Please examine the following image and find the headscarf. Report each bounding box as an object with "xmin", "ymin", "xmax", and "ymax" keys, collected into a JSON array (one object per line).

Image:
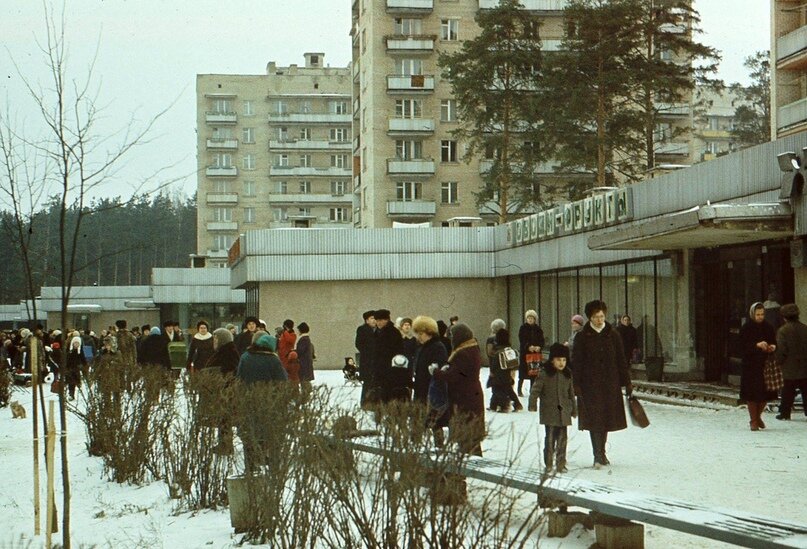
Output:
[
  {"xmin": 150, "ymin": 326, "xmax": 162, "ymax": 336},
  {"xmin": 748, "ymin": 301, "xmax": 764, "ymax": 319},
  {"xmin": 70, "ymin": 336, "xmax": 83, "ymax": 352},
  {"xmin": 255, "ymin": 334, "xmax": 277, "ymax": 352}
]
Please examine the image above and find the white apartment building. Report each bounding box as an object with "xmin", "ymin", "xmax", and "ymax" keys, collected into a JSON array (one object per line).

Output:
[
  {"xmin": 772, "ymin": 0, "xmax": 807, "ymax": 138},
  {"xmin": 196, "ymin": 53, "xmax": 352, "ymax": 266}
]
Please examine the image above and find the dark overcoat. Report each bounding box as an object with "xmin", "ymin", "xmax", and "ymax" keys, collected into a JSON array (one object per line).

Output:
[
  {"xmin": 518, "ymin": 323, "xmax": 545, "ymax": 378},
  {"xmin": 296, "ymin": 335, "xmax": 315, "ymax": 382},
  {"xmin": 739, "ymin": 319, "xmax": 778, "ymax": 401},
  {"xmin": 571, "ymin": 322, "xmax": 629, "ymax": 433},
  {"xmin": 412, "ymin": 336, "xmax": 448, "ymax": 403},
  {"xmin": 372, "ymin": 323, "xmax": 405, "ymax": 402},
  {"xmin": 776, "ymin": 320, "xmax": 807, "ymax": 380},
  {"xmin": 528, "ymin": 363, "xmax": 577, "ymax": 427},
  {"xmin": 355, "ymin": 323, "xmax": 376, "ymax": 377}
]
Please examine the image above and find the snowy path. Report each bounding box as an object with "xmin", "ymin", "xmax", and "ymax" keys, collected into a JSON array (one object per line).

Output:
[{"xmin": 1, "ymin": 370, "xmax": 806, "ymax": 548}]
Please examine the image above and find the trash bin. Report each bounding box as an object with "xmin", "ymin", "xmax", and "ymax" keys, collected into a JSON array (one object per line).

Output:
[
  {"xmin": 168, "ymin": 342, "xmax": 187, "ymax": 376},
  {"xmin": 645, "ymin": 357, "xmax": 664, "ymax": 382}
]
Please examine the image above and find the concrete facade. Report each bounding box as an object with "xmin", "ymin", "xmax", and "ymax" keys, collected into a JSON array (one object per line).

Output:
[{"xmin": 772, "ymin": 0, "xmax": 807, "ymax": 138}]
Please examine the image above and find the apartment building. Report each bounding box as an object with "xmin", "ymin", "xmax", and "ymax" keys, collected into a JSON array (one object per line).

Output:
[
  {"xmin": 772, "ymin": 0, "xmax": 807, "ymax": 138},
  {"xmin": 196, "ymin": 54, "xmax": 352, "ymax": 266}
]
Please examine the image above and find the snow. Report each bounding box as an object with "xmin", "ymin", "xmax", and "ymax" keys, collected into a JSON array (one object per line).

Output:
[{"xmin": 2, "ymin": 370, "xmax": 806, "ymax": 548}]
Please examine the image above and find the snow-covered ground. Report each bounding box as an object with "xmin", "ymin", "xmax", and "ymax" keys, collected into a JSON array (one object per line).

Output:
[{"xmin": 2, "ymin": 370, "xmax": 806, "ymax": 548}]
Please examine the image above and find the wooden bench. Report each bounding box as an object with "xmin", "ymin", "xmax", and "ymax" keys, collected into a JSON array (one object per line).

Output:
[{"xmin": 335, "ymin": 436, "xmax": 807, "ymax": 549}]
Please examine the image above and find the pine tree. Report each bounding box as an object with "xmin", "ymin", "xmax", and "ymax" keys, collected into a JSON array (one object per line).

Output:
[{"xmin": 730, "ymin": 50, "xmax": 771, "ymax": 148}]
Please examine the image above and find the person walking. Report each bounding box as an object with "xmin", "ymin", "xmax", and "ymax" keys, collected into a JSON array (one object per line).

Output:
[
  {"xmin": 115, "ymin": 319, "xmax": 138, "ymax": 368},
  {"xmin": 487, "ymin": 328, "xmax": 522, "ymax": 412},
  {"xmin": 740, "ymin": 302, "xmax": 778, "ymax": 431},
  {"xmin": 370, "ymin": 309, "xmax": 404, "ymax": 404},
  {"xmin": 355, "ymin": 310, "xmax": 376, "ymax": 407},
  {"xmin": 235, "ymin": 316, "xmax": 260, "ymax": 356},
  {"xmin": 518, "ymin": 309, "xmax": 545, "ymax": 396},
  {"xmin": 411, "ymin": 315, "xmax": 449, "ymax": 404},
  {"xmin": 528, "ymin": 343, "xmax": 577, "ymax": 473},
  {"xmin": 65, "ymin": 335, "xmax": 87, "ymax": 400},
  {"xmin": 187, "ymin": 320, "xmax": 215, "ymax": 373},
  {"xmin": 139, "ymin": 327, "xmax": 172, "ymax": 370},
  {"xmin": 571, "ymin": 300, "xmax": 632, "ymax": 468},
  {"xmin": 775, "ymin": 303, "xmax": 807, "ymax": 420},
  {"xmin": 616, "ymin": 315, "xmax": 639, "ymax": 365}
]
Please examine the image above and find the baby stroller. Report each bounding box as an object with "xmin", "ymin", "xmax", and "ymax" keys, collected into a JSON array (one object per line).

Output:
[{"xmin": 343, "ymin": 357, "xmax": 361, "ymax": 385}]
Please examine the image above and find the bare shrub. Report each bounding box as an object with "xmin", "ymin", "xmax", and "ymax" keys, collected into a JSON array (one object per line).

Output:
[{"xmin": 0, "ymin": 366, "xmax": 12, "ymax": 408}]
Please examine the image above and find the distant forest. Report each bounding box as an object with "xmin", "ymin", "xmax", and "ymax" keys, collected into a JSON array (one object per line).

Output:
[{"xmin": 0, "ymin": 193, "xmax": 197, "ymax": 304}]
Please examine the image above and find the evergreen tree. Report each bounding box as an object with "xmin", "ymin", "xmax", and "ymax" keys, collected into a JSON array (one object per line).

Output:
[{"xmin": 730, "ymin": 50, "xmax": 771, "ymax": 148}]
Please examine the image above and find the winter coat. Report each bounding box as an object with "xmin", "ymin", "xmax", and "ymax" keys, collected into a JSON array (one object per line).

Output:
[
  {"xmin": 355, "ymin": 323, "xmax": 376, "ymax": 376},
  {"xmin": 116, "ymin": 329, "xmax": 138, "ymax": 367},
  {"xmin": 203, "ymin": 341, "xmax": 240, "ymax": 375},
  {"xmin": 571, "ymin": 322, "xmax": 629, "ymax": 433},
  {"xmin": 295, "ymin": 334, "xmax": 315, "ymax": 382},
  {"xmin": 486, "ymin": 342, "xmax": 515, "ymax": 389},
  {"xmin": 412, "ymin": 336, "xmax": 448, "ymax": 403},
  {"xmin": 739, "ymin": 319, "xmax": 778, "ymax": 401},
  {"xmin": 371, "ymin": 323, "xmax": 406, "ymax": 402},
  {"xmin": 518, "ymin": 323, "xmax": 545, "ymax": 378},
  {"xmin": 234, "ymin": 329, "xmax": 256, "ymax": 357},
  {"xmin": 278, "ymin": 330, "xmax": 297, "ymax": 368},
  {"xmin": 615, "ymin": 324, "xmax": 638, "ymax": 364},
  {"xmin": 433, "ymin": 338, "xmax": 485, "ymax": 453},
  {"xmin": 236, "ymin": 348, "xmax": 288, "ymax": 385},
  {"xmin": 187, "ymin": 332, "xmax": 214, "ymax": 371},
  {"xmin": 528, "ymin": 363, "xmax": 577, "ymax": 427},
  {"xmin": 402, "ymin": 335, "xmax": 418, "ymax": 364},
  {"xmin": 776, "ymin": 319, "xmax": 807, "ymax": 380},
  {"xmin": 139, "ymin": 333, "xmax": 171, "ymax": 370},
  {"xmin": 65, "ymin": 349, "xmax": 86, "ymax": 386}
]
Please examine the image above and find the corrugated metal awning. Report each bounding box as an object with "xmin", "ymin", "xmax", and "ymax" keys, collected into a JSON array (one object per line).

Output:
[{"xmin": 588, "ymin": 203, "xmax": 793, "ymax": 251}]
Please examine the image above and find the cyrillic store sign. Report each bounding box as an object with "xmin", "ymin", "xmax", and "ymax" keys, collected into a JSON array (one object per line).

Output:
[{"xmin": 506, "ymin": 187, "xmax": 634, "ymax": 246}]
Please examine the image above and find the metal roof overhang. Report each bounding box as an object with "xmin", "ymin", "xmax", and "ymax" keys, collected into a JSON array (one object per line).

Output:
[
  {"xmin": 588, "ymin": 203, "xmax": 794, "ymax": 251},
  {"xmin": 66, "ymin": 304, "xmax": 102, "ymax": 313}
]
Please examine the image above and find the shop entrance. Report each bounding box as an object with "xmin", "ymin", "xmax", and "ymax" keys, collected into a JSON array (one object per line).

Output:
[{"xmin": 694, "ymin": 243, "xmax": 793, "ymax": 382}]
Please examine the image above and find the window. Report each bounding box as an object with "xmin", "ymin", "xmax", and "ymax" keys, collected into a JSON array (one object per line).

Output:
[
  {"xmin": 244, "ymin": 207, "xmax": 256, "ymax": 223},
  {"xmin": 273, "ymin": 208, "xmax": 288, "ymax": 221},
  {"xmin": 441, "ymin": 19, "xmax": 459, "ymax": 41},
  {"xmin": 214, "ymin": 207, "xmax": 232, "ymax": 222},
  {"xmin": 440, "ymin": 99, "xmax": 456, "ymax": 122},
  {"xmin": 212, "ymin": 181, "xmax": 229, "ymax": 193},
  {"xmin": 243, "ymin": 181, "xmax": 256, "ymax": 196},
  {"xmin": 242, "ymin": 127, "xmax": 255, "ymax": 143},
  {"xmin": 332, "ymin": 101, "xmax": 349, "ymax": 114},
  {"xmin": 708, "ymin": 116, "xmax": 720, "ymax": 130},
  {"xmin": 441, "ymin": 181, "xmax": 458, "ymax": 204},
  {"xmin": 300, "ymin": 127, "xmax": 312, "ymax": 140},
  {"xmin": 299, "ymin": 154, "xmax": 312, "ymax": 168},
  {"xmin": 310, "ymin": 54, "xmax": 319, "ymax": 65},
  {"xmin": 212, "ymin": 127, "xmax": 233, "ymax": 139},
  {"xmin": 331, "ymin": 180, "xmax": 347, "ymax": 195},
  {"xmin": 277, "ymin": 154, "xmax": 289, "ymax": 167},
  {"xmin": 394, "ymin": 17, "xmax": 422, "ymax": 35},
  {"xmin": 243, "ymin": 100, "xmax": 254, "ymax": 116},
  {"xmin": 330, "ymin": 128, "xmax": 349, "ymax": 142},
  {"xmin": 242, "ymin": 154, "xmax": 255, "ymax": 170},
  {"xmin": 659, "ymin": 49, "xmax": 673, "ymax": 61},
  {"xmin": 396, "ymin": 99, "xmax": 422, "ymax": 118},
  {"xmin": 396, "ymin": 140, "xmax": 422, "ymax": 160},
  {"xmin": 524, "ymin": 19, "xmax": 540, "ymax": 39},
  {"xmin": 213, "ymin": 99, "xmax": 231, "ymax": 113},
  {"xmin": 706, "ymin": 141, "xmax": 719, "ymax": 154},
  {"xmin": 213, "ymin": 153, "xmax": 232, "ymax": 167},
  {"xmin": 522, "ymin": 140, "xmax": 540, "ymax": 159},
  {"xmin": 298, "ymin": 207, "xmax": 311, "ymax": 216},
  {"xmin": 276, "ymin": 100, "xmax": 288, "ymax": 114},
  {"xmin": 396, "ymin": 181, "xmax": 422, "ymax": 201},
  {"xmin": 299, "ymin": 100, "xmax": 312, "ymax": 114},
  {"xmin": 395, "ymin": 58, "xmax": 423, "ymax": 76},
  {"xmin": 329, "ymin": 207, "xmax": 348, "ymax": 222},
  {"xmin": 276, "ymin": 181, "xmax": 288, "ymax": 194},
  {"xmin": 441, "ymin": 140, "xmax": 458, "ymax": 162},
  {"xmin": 654, "ymin": 122, "xmax": 672, "ymax": 142},
  {"xmin": 213, "ymin": 234, "xmax": 235, "ymax": 251},
  {"xmin": 278, "ymin": 126, "xmax": 289, "ymax": 141},
  {"xmin": 331, "ymin": 154, "xmax": 348, "ymax": 168},
  {"xmin": 299, "ymin": 180, "xmax": 311, "ymax": 193}
]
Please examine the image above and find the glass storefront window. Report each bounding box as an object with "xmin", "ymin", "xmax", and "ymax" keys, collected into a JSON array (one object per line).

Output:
[
  {"xmin": 539, "ymin": 272, "xmax": 557, "ymax": 343},
  {"xmin": 602, "ymin": 263, "xmax": 627, "ymax": 326},
  {"xmin": 628, "ymin": 260, "xmax": 658, "ymax": 361},
  {"xmin": 557, "ymin": 269, "xmax": 577, "ymax": 346},
  {"xmin": 656, "ymin": 258, "xmax": 676, "ymax": 363}
]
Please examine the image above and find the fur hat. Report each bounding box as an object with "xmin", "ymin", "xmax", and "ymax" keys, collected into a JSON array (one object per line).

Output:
[
  {"xmin": 19, "ymin": 328, "xmax": 31, "ymax": 340},
  {"xmin": 450, "ymin": 323, "xmax": 474, "ymax": 349},
  {"xmin": 375, "ymin": 309, "xmax": 391, "ymax": 321},
  {"xmin": 781, "ymin": 303, "xmax": 800, "ymax": 320},
  {"xmin": 115, "ymin": 320, "xmax": 127, "ymax": 329},
  {"xmin": 524, "ymin": 309, "xmax": 538, "ymax": 321},
  {"xmin": 548, "ymin": 343, "xmax": 570, "ymax": 361},
  {"xmin": 70, "ymin": 336, "xmax": 83, "ymax": 350},
  {"xmin": 412, "ymin": 315, "xmax": 438, "ymax": 336},
  {"xmin": 243, "ymin": 316, "xmax": 260, "ymax": 328},
  {"xmin": 51, "ymin": 329, "xmax": 62, "ymax": 337},
  {"xmin": 490, "ymin": 318, "xmax": 506, "ymax": 334},
  {"xmin": 212, "ymin": 327, "xmax": 233, "ymax": 347},
  {"xmin": 584, "ymin": 300, "xmax": 608, "ymax": 319},
  {"xmin": 571, "ymin": 314, "xmax": 585, "ymax": 326},
  {"xmin": 362, "ymin": 310, "xmax": 375, "ymax": 321}
]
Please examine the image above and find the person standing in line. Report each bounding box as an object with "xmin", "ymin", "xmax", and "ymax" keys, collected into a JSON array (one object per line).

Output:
[
  {"xmin": 566, "ymin": 314, "xmax": 585, "ymax": 355},
  {"xmin": 775, "ymin": 303, "xmax": 807, "ymax": 420},
  {"xmin": 571, "ymin": 300, "xmax": 631, "ymax": 469},
  {"xmin": 437, "ymin": 320, "xmax": 452, "ymax": 354},
  {"xmin": 412, "ymin": 315, "xmax": 449, "ymax": 405},
  {"xmin": 518, "ymin": 309, "xmax": 545, "ymax": 396},
  {"xmin": 355, "ymin": 310, "xmax": 376, "ymax": 407},
  {"xmin": 616, "ymin": 315, "xmax": 639, "ymax": 365},
  {"xmin": 528, "ymin": 343, "xmax": 577, "ymax": 473},
  {"xmin": 740, "ymin": 302, "xmax": 778, "ymax": 431},
  {"xmin": 235, "ymin": 316, "xmax": 260, "ymax": 356},
  {"xmin": 198, "ymin": 327, "xmax": 241, "ymax": 454},
  {"xmin": 295, "ymin": 322, "xmax": 315, "ymax": 387},
  {"xmin": 278, "ymin": 319, "xmax": 297, "ymax": 370},
  {"xmin": 65, "ymin": 335, "xmax": 87, "ymax": 400},
  {"xmin": 371, "ymin": 309, "xmax": 404, "ymax": 404},
  {"xmin": 400, "ymin": 317, "xmax": 418, "ymax": 366},
  {"xmin": 115, "ymin": 319, "xmax": 138, "ymax": 368},
  {"xmin": 139, "ymin": 327, "xmax": 172, "ymax": 370},
  {"xmin": 187, "ymin": 320, "xmax": 215, "ymax": 373}
]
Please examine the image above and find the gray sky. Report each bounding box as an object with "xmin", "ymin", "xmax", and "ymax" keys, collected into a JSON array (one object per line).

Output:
[{"xmin": 1, "ymin": 1, "xmax": 769, "ymax": 199}]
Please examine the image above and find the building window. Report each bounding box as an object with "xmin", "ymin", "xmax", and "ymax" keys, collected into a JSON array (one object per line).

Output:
[
  {"xmin": 396, "ymin": 181, "xmax": 422, "ymax": 201},
  {"xmin": 395, "ymin": 99, "xmax": 422, "ymax": 118},
  {"xmin": 212, "ymin": 127, "xmax": 233, "ymax": 139},
  {"xmin": 300, "ymin": 127, "xmax": 312, "ymax": 140},
  {"xmin": 441, "ymin": 19, "xmax": 459, "ymax": 41},
  {"xmin": 300, "ymin": 100, "xmax": 312, "ymax": 114},
  {"xmin": 244, "ymin": 207, "xmax": 256, "ymax": 223},
  {"xmin": 440, "ymin": 99, "xmax": 456, "ymax": 122},
  {"xmin": 213, "ymin": 234, "xmax": 235, "ymax": 251},
  {"xmin": 329, "ymin": 207, "xmax": 348, "ymax": 222},
  {"xmin": 394, "ymin": 17, "xmax": 422, "ymax": 35},
  {"xmin": 213, "ymin": 180, "xmax": 230, "ymax": 193},
  {"xmin": 299, "ymin": 180, "xmax": 311, "ymax": 194},
  {"xmin": 242, "ymin": 154, "xmax": 256, "ymax": 170},
  {"xmin": 441, "ymin": 181, "xmax": 458, "ymax": 204},
  {"xmin": 213, "ymin": 153, "xmax": 232, "ymax": 167},
  {"xmin": 331, "ymin": 154, "xmax": 348, "ymax": 168},
  {"xmin": 331, "ymin": 180, "xmax": 347, "ymax": 195},
  {"xmin": 214, "ymin": 207, "xmax": 232, "ymax": 222},
  {"xmin": 278, "ymin": 126, "xmax": 289, "ymax": 141},
  {"xmin": 332, "ymin": 101, "xmax": 349, "ymax": 114},
  {"xmin": 276, "ymin": 100, "xmax": 288, "ymax": 114},
  {"xmin": 243, "ymin": 100, "xmax": 254, "ymax": 116},
  {"xmin": 273, "ymin": 208, "xmax": 287, "ymax": 221},
  {"xmin": 277, "ymin": 181, "xmax": 288, "ymax": 194},
  {"xmin": 330, "ymin": 128, "xmax": 349, "ymax": 142},
  {"xmin": 441, "ymin": 140, "xmax": 458, "ymax": 162},
  {"xmin": 213, "ymin": 99, "xmax": 231, "ymax": 113},
  {"xmin": 277, "ymin": 154, "xmax": 289, "ymax": 167},
  {"xmin": 396, "ymin": 140, "xmax": 423, "ymax": 160},
  {"xmin": 243, "ymin": 181, "xmax": 256, "ymax": 196},
  {"xmin": 299, "ymin": 154, "xmax": 312, "ymax": 168},
  {"xmin": 298, "ymin": 207, "xmax": 311, "ymax": 216},
  {"xmin": 395, "ymin": 58, "xmax": 423, "ymax": 76},
  {"xmin": 242, "ymin": 127, "xmax": 255, "ymax": 143}
]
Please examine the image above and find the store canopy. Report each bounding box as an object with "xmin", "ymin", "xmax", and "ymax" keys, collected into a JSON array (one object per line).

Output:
[{"xmin": 588, "ymin": 203, "xmax": 793, "ymax": 251}]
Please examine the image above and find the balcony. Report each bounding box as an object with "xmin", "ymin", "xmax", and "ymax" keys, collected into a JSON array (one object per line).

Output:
[
  {"xmin": 205, "ymin": 111, "xmax": 237, "ymax": 124},
  {"xmin": 478, "ymin": 159, "xmax": 562, "ymax": 174},
  {"xmin": 267, "ymin": 193, "xmax": 353, "ymax": 205},
  {"xmin": 269, "ymin": 165, "xmax": 353, "ymax": 177},
  {"xmin": 387, "ymin": 158, "xmax": 435, "ymax": 175},
  {"xmin": 478, "ymin": 0, "xmax": 567, "ymax": 10},
  {"xmin": 206, "ymin": 193, "xmax": 239, "ymax": 205},
  {"xmin": 655, "ymin": 141, "xmax": 689, "ymax": 156},
  {"xmin": 388, "ymin": 118, "xmax": 435, "ymax": 134},
  {"xmin": 353, "ymin": 135, "xmax": 361, "ymax": 153},
  {"xmin": 267, "ymin": 113, "xmax": 352, "ymax": 124},
  {"xmin": 655, "ymin": 103, "xmax": 690, "ymax": 117},
  {"xmin": 353, "ymin": 97, "xmax": 360, "ymax": 119},
  {"xmin": 777, "ymin": 25, "xmax": 807, "ymax": 67},
  {"xmin": 352, "ymin": 59, "xmax": 361, "ymax": 81},
  {"xmin": 778, "ymin": 97, "xmax": 807, "ymax": 132},
  {"xmin": 387, "ymin": 75, "xmax": 435, "ymax": 93},
  {"xmin": 206, "ymin": 166, "xmax": 238, "ymax": 177},
  {"xmin": 386, "ymin": 0, "xmax": 433, "ymax": 12},
  {"xmin": 385, "ymin": 36, "xmax": 436, "ymax": 52},
  {"xmin": 269, "ymin": 140, "xmax": 351, "ymax": 151},
  {"xmin": 698, "ymin": 129, "xmax": 731, "ymax": 139},
  {"xmin": 386, "ymin": 200, "xmax": 436, "ymax": 217},
  {"xmin": 206, "ymin": 138, "xmax": 238, "ymax": 149},
  {"xmin": 206, "ymin": 221, "xmax": 238, "ymax": 232}
]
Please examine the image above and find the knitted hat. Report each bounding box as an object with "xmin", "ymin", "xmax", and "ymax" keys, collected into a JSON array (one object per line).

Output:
[
  {"xmin": 571, "ymin": 314, "xmax": 585, "ymax": 326},
  {"xmin": 150, "ymin": 327, "xmax": 161, "ymax": 336},
  {"xmin": 548, "ymin": 343, "xmax": 570, "ymax": 361},
  {"xmin": 255, "ymin": 334, "xmax": 277, "ymax": 351},
  {"xmin": 450, "ymin": 323, "xmax": 474, "ymax": 349}
]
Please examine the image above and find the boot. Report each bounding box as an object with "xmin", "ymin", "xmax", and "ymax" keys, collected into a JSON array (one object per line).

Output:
[
  {"xmin": 747, "ymin": 402, "xmax": 759, "ymax": 431},
  {"xmin": 517, "ymin": 379, "xmax": 525, "ymax": 397},
  {"xmin": 757, "ymin": 401, "xmax": 767, "ymax": 429}
]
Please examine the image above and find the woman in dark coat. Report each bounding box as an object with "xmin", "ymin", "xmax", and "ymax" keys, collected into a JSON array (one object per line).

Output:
[
  {"xmin": 198, "ymin": 327, "xmax": 241, "ymax": 453},
  {"xmin": 518, "ymin": 309, "xmax": 545, "ymax": 396},
  {"xmin": 739, "ymin": 301, "xmax": 778, "ymax": 430},
  {"xmin": 432, "ymin": 323, "xmax": 485, "ymax": 456},
  {"xmin": 411, "ymin": 315, "xmax": 449, "ymax": 404},
  {"xmin": 295, "ymin": 322, "xmax": 315, "ymax": 384},
  {"xmin": 487, "ymin": 328, "xmax": 522, "ymax": 412},
  {"xmin": 571, "ymin": 300, "xmax": 632, "ymax": 468},
  {"xmin": 187, "ymin": 320, "xmax": 215, "ymax": 372},
  {"xmin": 65, "ymin": 335, "xmax": 87, "ymax": 400},
  {"xmin": 139, "ymin": 327, "xmax": 171, "ymax": 370}
]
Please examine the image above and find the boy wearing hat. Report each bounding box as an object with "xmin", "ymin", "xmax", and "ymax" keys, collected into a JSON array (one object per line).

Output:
[{"xmin": 528, "ymin": 343, "xmax": 577, "ymax": 473}]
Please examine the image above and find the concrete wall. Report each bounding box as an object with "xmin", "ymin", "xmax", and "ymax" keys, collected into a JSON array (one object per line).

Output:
[{"xmin": 257, "ymin": 277, "xmax": 507, "ymax": 369}]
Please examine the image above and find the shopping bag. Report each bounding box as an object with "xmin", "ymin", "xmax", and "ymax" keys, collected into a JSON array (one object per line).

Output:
[
  {"xmin": 626, "ymin": 395, "xmax": 649, "ymax": 428},
  {"xmin": 763, "ymin": 356, "xmax": 784, "ymax": 392},
  {"xmin": 498, "ymin": 347, "xmax": 519, "ymax": 370}
]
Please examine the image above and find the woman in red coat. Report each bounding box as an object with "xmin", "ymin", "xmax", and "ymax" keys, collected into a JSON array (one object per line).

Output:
[
  {"xmin": 278, "ymin": 319, "xmax": 297, "ymax": 369},
  {"xmin": 432, "ymin": 323, "xmax": 485, "ymax": 456}
]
